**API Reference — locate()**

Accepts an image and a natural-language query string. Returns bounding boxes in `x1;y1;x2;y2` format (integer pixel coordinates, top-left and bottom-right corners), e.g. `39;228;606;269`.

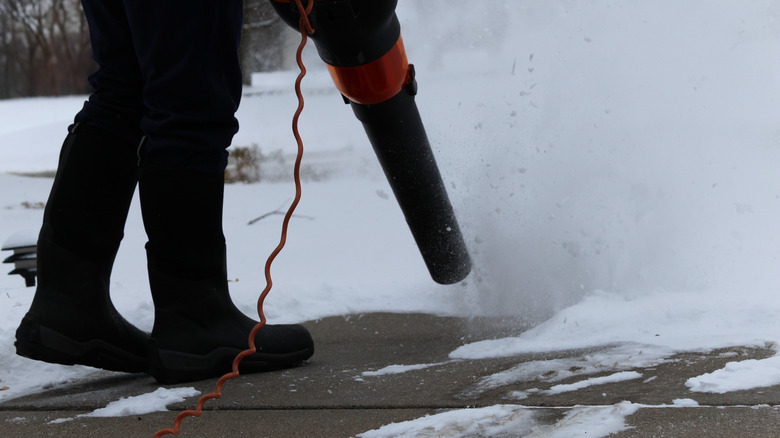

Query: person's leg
14;124;149;373
74;0;146;139
124;0;243;173
124;0;312;383
15;0;150;373
139;165;314;383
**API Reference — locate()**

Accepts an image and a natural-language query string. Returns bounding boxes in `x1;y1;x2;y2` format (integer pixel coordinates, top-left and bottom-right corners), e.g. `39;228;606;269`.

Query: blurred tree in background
0;0;291;99
0;0;92;98
240;0;296;85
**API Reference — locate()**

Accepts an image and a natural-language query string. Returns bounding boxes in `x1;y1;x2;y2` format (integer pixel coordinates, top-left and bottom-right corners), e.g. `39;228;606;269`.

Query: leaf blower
270;0;471;285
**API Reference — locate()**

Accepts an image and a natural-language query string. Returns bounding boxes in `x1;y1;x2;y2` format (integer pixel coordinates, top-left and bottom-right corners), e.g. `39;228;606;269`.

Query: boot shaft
43;123;140;261
138;164;227;282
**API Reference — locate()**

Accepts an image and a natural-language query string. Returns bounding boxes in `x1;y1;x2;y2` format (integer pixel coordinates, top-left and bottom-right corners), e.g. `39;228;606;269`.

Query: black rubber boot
15;123;150;373
139;164;314;384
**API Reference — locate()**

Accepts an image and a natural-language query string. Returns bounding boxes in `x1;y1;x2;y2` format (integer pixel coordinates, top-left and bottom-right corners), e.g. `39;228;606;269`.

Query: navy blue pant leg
78;0;244;173
76;0;145;144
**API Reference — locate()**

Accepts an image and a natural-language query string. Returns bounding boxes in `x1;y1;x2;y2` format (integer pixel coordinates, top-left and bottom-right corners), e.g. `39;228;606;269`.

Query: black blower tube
270;0;471;284
351;85;472;284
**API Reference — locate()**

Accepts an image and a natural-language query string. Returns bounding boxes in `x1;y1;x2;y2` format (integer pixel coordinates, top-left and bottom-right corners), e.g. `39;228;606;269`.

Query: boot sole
148;345;315;384
15;315;148;374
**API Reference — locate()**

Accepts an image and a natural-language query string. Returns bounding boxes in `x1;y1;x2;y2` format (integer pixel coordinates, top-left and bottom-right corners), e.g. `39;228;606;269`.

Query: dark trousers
76;0;244;173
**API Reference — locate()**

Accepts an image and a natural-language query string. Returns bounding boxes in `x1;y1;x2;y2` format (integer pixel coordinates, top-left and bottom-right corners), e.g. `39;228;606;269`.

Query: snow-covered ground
1;1;779;436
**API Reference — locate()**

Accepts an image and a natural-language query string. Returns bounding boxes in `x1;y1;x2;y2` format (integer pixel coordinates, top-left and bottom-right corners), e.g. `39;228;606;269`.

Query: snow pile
686;355;780;394
671;398;701;408
48;387;200;425
529;402;641;438
450;289;780;358
81;387;200;418
544;371;643;396
357;405;538;438
1;229;38;250
358;402;641;438
462;343;671;399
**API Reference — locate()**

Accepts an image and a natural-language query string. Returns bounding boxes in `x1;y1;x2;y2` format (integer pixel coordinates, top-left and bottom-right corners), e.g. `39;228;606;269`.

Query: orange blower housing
270;0;471;285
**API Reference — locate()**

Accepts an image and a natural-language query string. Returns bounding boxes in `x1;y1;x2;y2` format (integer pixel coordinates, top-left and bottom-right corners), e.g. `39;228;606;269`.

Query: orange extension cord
152;1;314;436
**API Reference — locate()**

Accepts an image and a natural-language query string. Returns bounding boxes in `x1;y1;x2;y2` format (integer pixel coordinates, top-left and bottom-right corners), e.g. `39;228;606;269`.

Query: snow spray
271;0;472;284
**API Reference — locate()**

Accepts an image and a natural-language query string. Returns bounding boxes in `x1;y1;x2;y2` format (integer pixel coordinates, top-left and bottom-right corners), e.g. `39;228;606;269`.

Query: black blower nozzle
270;0;471;284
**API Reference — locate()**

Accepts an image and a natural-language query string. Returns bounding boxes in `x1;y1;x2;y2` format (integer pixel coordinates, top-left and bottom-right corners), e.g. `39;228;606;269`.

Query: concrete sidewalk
1;313;778;437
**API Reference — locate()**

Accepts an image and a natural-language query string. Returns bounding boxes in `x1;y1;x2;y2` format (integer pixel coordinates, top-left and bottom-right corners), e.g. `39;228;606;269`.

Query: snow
362;363;448;377
528;402;642;438
672;398;701;408
48;387;200;424
1;1;780;437
465;343;670;399
544;371;643;395
448;289;780;357
357;402;642;438
81;387;200;417
1;229;37;250
685;355;780;394
357;405;538;438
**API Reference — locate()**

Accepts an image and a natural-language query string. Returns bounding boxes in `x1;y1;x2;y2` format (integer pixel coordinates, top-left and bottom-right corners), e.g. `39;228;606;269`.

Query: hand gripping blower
270;0;471;284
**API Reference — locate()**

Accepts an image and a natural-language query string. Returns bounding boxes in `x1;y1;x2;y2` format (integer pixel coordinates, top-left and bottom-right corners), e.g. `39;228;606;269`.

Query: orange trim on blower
327;36;411;106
